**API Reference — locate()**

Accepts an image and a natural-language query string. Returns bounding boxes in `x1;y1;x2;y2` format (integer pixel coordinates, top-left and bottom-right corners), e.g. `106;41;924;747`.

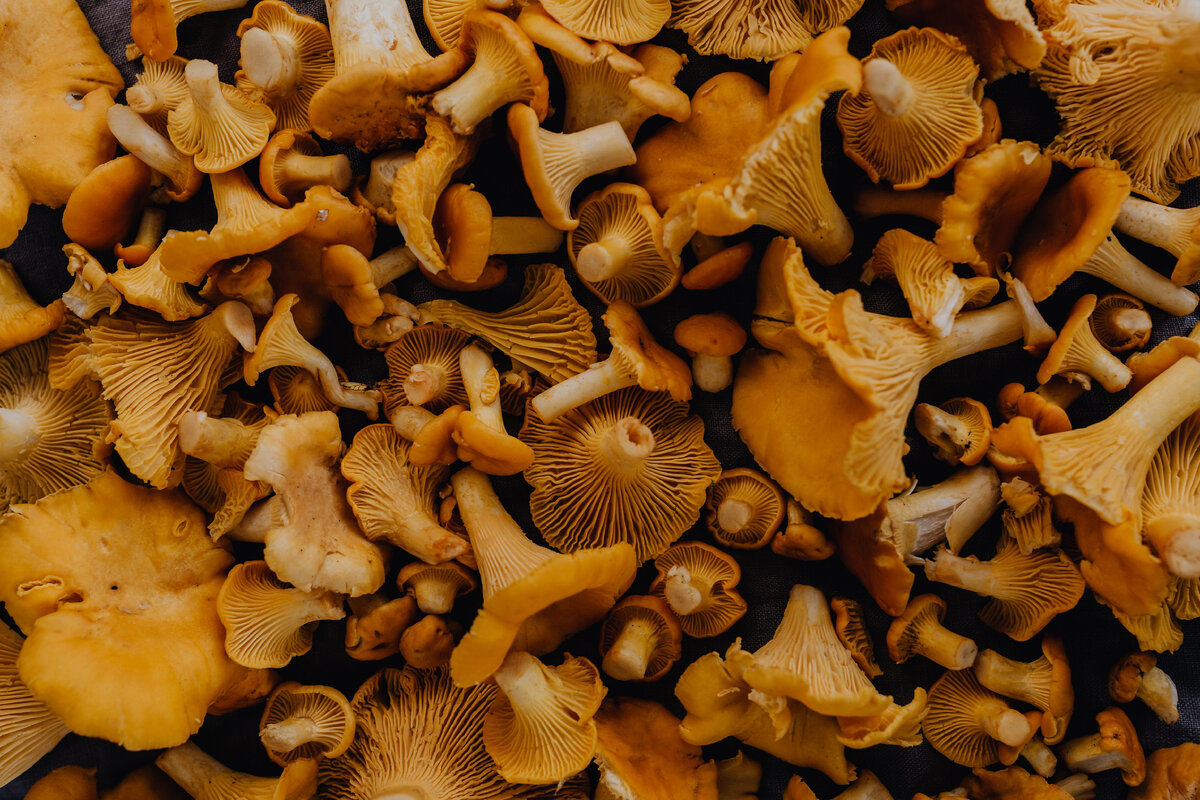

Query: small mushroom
831;596;883;679
115;207;168;267
1037;294;1132;392
61;244;122;319
108;242;210;321
269;366;337;416
482;652;606;783
396;561;477;613
887;594;978;671
126;56;190;133
1091;294;1152;353
704;468;786;550
217;560;346;669
130;0;249;61
1114;195;1200;285
914;397;994;466
530;301;691;422
259;130;351;207
0;261;65;355
838;27;984;189
673;313;748;393
999;479;1061;555
258;682;354;765
157;741;317;800
974;637;1074;745
650;542;747;638
1108;652;1179;724
1002;274;1057;356
105;104;203;203
343;594;419;661
924;536;1085;641
1059;707;1146;786
682;241;755;291
167;59;275;174
772;500;836;561
923;668;1036;768
398;614;459;669
452;343;534;475
236;0;334;132
598;595;682;682
380;325;470;419
994;378;1081;436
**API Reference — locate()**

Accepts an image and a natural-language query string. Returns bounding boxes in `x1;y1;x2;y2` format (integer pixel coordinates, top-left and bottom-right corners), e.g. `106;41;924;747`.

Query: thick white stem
107;104;192;189
599;417;655;474
184;60;226;117
325;0;428;72
1115;197;1197;256
241;27;300;96
577;237;633;282
864;58;914;117
1084;236;1198;316
530;359;638;422
259;717;318;751
0;408;40;463
370;246;419;286
459;344;504;431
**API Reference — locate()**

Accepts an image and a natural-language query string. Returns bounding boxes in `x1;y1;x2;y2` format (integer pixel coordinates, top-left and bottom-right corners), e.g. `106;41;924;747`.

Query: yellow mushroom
886;0;1045;81
999;479;1061;555
108;241;210;322
667;0;857;60
1090;294;1152;354
236;1;334;133
1141;412;1200;579
106;104;204;203
130;0;249;61
1036;294;1132;392
259;682;354;765
541;0;668;44
396;561;477;614
650;542;747;637
1114;196;1200;285
887;594;978;671
166;59;275;174
974;637;1074;745
157;741;317;800
0;262;65;356
61;244;122;320
703;468;787;551
259;131;351;207
922;668;1035;768
598;594;682;682
380;325;470;418
126;56;190;133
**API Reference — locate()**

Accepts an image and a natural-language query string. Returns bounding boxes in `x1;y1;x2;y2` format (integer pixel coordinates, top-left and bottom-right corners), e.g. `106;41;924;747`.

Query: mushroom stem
432;58;525;136
106;104;195;194
577;236;634;282
717;498;754;535
325;0;428;72
276;151;353;196
1115;196;1200;257
530;360;639;422
1021;738;1058;777
602;617;659;680
258;717;318;751
1083;236;1198;316
1054;774;1096;799
126;84;167;117
691;354;733;393
411;582;455;615
662;566;709;615
489;217;563;255
599;416;656;473
121;207;168;256
177;411;259;468
404;364;448;406
853;186;946;223
863;58;915;117
974;650;1051;708
240;27;300;96
1005;276;1057;354
1059;732;1130;774
0;408;39;463
915;620;978;670
1143;514;1200;578
978;704;1033;748
459;343;504;432
183;59;229;117
931;300;1024;365
370;246;420;286
391;405;436;440
491;651;547;709
156;742;229;797
892;465;1001;557
1135;665;1180;723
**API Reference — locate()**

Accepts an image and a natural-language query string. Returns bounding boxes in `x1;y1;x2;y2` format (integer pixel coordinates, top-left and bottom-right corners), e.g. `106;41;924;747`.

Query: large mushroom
0;624;70;789
521;387;719;562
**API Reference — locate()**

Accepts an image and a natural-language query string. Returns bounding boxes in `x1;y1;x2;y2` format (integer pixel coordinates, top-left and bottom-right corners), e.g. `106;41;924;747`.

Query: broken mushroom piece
259;682;354;766
421;264;597;383
1091;294;1152;354
704;468;786;550
157;741;317;800
508;104;636;231
650;542;747;638
398;614;459;669
0;471;241;750
925;535;1085;641
0;624;71;789
1000;480;1061;555
482;652;606;784
396;561;477;614
914;397;994;466
773;500;836;561
673;313;747;393
530;301;691;423
568;182;681;307
831;596;884;679
923;668;1035;768
974;637;1074;745
236;1;335;133
521;387;720;562
448;467;636;686
452;343;534;476
1059;707;1146;787
887;594;978;672
736;584;892;717
0;261;65;355
838;27;984;189
862;230;998;339
167;59;275;174
1037;294;1132;393
1109;652;1180;726
594;697;720;800
1115;196;1200;285
216;560;346;670
62;244;122;319
598;595;682;682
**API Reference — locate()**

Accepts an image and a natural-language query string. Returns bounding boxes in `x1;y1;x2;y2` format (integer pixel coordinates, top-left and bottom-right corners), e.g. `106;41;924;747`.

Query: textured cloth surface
3;0;1200;798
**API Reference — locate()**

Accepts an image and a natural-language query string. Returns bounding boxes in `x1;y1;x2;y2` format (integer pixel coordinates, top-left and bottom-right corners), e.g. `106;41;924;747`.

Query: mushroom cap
167;59;276;174
836;690;928;749
961;767;1074;800
542;0;669;45
738;584;892;717
832;503;915;618
319;666;556;800
23;765;97;800
1091;293;1152;353
838;27;984;189
102;765;190;800
703;468;786;550
259;129;349;207
216;560;346;669
420;264;597;383
269;366;337;415
0;261;66;355
343;595;419;662
604;301;693;401
396;561;478;613
61;155;154;252
568;183;680;307
108;243;210;322
0;336;111;514
1167;575;1200;621
923;668;1030;767
914;396;994;466
649;542;747;637
0;470;240;750
1036;293;1131;392
667;0;826;61
1011;167;1131;301
887;0;1045;81
598;594;682;682
235;0;335;133
0;624;70;789
674;313;748;358
259;681;354;765
974;636;1073;744
936;139;1052;277
520;387;720;562
1108;652;1157;704
1129;743;1200;800
432;183;494;285
886;594;947;662
482;651;606;784
0;0;121;248
593;697;719;800
1126;336;1200;395
244;412;388;597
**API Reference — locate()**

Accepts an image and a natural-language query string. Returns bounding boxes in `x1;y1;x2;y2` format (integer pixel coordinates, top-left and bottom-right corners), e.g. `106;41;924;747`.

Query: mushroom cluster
3;0;1200;797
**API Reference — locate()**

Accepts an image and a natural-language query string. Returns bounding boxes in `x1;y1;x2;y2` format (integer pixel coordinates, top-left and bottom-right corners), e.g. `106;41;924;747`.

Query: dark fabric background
3;1;1199;798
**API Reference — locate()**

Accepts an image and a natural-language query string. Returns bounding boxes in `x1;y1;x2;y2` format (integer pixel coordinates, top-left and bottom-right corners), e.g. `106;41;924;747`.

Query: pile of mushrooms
3;0;1200;797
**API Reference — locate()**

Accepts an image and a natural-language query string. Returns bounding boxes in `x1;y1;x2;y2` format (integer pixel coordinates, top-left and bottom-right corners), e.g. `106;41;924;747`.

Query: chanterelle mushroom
1128;743;1200;800
0;262;65;356
157;740;317;800
974;637;1073;745
242;412;387;597
1108;652;1180;724
258;682;354;766
1060;707;1146;786
593;697;720;800
667;0;860;60
650;542;747;637
0;0;122;248
0;624;70;789
923;668;1035;768
0;471;241;750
